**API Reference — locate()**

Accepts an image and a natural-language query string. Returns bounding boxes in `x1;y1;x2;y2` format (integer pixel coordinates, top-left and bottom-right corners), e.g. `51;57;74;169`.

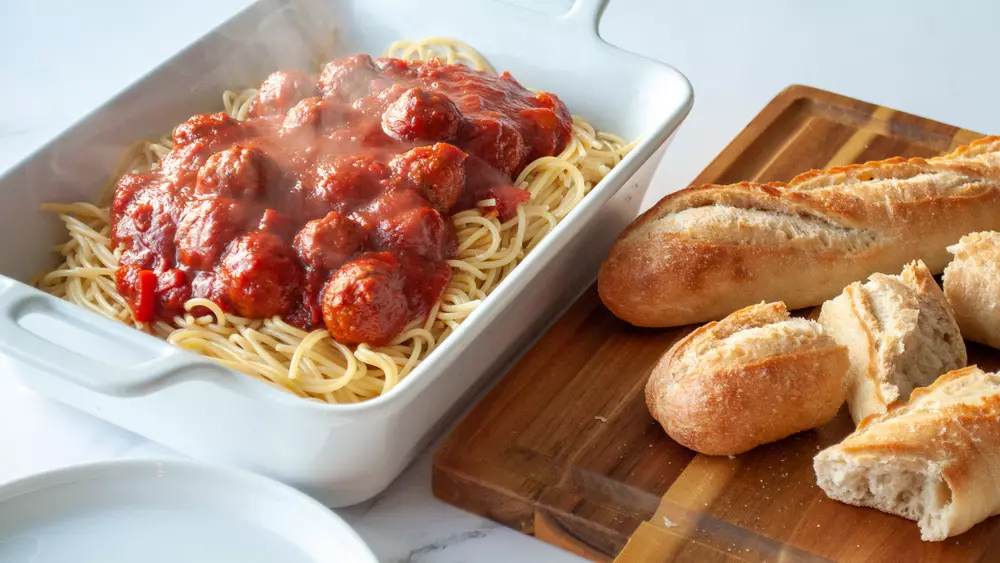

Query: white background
1;1;997;561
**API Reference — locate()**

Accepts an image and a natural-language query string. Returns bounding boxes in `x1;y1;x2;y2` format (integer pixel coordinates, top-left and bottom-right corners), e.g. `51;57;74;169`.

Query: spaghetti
38;39;633;404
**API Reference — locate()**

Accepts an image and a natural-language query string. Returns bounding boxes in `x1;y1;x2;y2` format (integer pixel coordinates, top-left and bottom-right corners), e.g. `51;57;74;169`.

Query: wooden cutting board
432;85;998;562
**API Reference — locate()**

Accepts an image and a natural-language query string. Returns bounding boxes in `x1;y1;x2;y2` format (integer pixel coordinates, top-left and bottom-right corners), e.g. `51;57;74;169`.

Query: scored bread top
636;135;1000;240
667;301;838;379
652;205;880;252
834;366;1000;465
646;301;848;456
599;135;1000;328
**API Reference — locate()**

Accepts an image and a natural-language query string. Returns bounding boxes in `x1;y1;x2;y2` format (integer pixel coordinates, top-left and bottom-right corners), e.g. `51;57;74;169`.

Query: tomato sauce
110;55;573;345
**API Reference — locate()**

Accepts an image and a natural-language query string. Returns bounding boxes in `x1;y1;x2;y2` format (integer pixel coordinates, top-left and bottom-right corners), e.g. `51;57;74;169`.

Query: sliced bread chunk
814;366;1000;541
818;260;966;424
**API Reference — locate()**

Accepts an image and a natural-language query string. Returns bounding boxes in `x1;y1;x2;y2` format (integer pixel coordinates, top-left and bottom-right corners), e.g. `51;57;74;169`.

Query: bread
818;260;967;425
599;136;1000;328
645;301;848;456
814;366;1000;541
943;231;1000;348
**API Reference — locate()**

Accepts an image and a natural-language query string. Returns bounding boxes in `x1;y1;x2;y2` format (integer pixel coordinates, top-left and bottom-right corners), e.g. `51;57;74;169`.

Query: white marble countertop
2;0;999;561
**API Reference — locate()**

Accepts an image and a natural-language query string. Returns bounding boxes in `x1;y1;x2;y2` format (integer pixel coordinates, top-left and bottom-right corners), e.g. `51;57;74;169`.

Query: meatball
372;57;412;77
172;112;240;149
158;140;215;189
190;270;228;306
352;83;407;120
519;107;571;160
318;54;379;101
521;91;573;159
112;188;179;269
110;172;153;231
374;200;453;261
309;155;389;214
175;197;248;269
457;115;526;176
389;143;467;213
294;211;365;270
195;145;269;200
248;70;317;118
279;97;351;137
321;253;408;345
218;232;302;318
352;188;426;232
381;87;462;142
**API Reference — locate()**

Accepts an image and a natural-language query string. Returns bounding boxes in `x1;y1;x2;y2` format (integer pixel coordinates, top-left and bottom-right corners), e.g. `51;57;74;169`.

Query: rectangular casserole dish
0;0;691;505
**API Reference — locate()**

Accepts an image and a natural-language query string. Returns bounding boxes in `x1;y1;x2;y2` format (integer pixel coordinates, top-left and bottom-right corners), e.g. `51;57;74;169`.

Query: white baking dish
0;0;691;505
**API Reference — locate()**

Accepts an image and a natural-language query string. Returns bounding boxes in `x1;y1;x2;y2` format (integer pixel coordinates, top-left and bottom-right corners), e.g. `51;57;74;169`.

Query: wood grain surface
432;85;994;562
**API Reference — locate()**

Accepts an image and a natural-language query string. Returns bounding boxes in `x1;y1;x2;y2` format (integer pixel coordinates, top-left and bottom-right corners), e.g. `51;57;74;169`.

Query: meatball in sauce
110;55;573;342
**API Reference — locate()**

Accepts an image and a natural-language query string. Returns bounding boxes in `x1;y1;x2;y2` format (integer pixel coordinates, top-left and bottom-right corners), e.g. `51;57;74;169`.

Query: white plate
0;459;376;563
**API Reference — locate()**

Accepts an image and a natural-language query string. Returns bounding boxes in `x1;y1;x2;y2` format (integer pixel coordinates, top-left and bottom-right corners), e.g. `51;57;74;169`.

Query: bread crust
600;136;1000;327
943;231;1000;349
814;366;1000;541
645;301;848;456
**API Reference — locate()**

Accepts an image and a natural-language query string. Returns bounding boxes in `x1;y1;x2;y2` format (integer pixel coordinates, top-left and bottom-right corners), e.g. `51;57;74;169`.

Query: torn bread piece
818;260;966;425
943;231;1000;349
814;366;1000;541
645;301;848;456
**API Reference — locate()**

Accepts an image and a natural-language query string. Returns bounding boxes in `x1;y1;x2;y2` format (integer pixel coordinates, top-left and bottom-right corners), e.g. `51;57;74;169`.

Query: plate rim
0;457;378;562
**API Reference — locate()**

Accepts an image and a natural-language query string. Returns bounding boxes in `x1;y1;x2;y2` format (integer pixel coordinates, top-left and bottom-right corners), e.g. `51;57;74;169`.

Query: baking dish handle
559;0;610;38
0;279;228;397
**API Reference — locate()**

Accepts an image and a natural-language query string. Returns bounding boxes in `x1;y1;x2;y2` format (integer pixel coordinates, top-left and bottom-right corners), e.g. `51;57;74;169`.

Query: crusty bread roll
818;260;967;425
814;366;1000;542
599;136;1000;328
645;301;848;456
943;231;1000;349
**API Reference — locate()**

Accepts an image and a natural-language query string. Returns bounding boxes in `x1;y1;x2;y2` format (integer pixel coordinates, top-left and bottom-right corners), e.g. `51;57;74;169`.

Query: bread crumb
595;415;608;422
662;516;678;528
728;454;736;459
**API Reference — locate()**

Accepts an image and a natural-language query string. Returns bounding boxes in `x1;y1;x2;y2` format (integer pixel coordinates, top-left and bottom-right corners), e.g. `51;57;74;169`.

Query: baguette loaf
814;366;1000;541
943;231;1000;349
818;260;966;424
646;301;848;456
599;136;1000;328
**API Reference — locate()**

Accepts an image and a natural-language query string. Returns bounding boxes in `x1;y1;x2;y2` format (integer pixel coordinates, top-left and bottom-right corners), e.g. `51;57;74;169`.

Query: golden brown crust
600;136;1000;328
645;302;848;456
